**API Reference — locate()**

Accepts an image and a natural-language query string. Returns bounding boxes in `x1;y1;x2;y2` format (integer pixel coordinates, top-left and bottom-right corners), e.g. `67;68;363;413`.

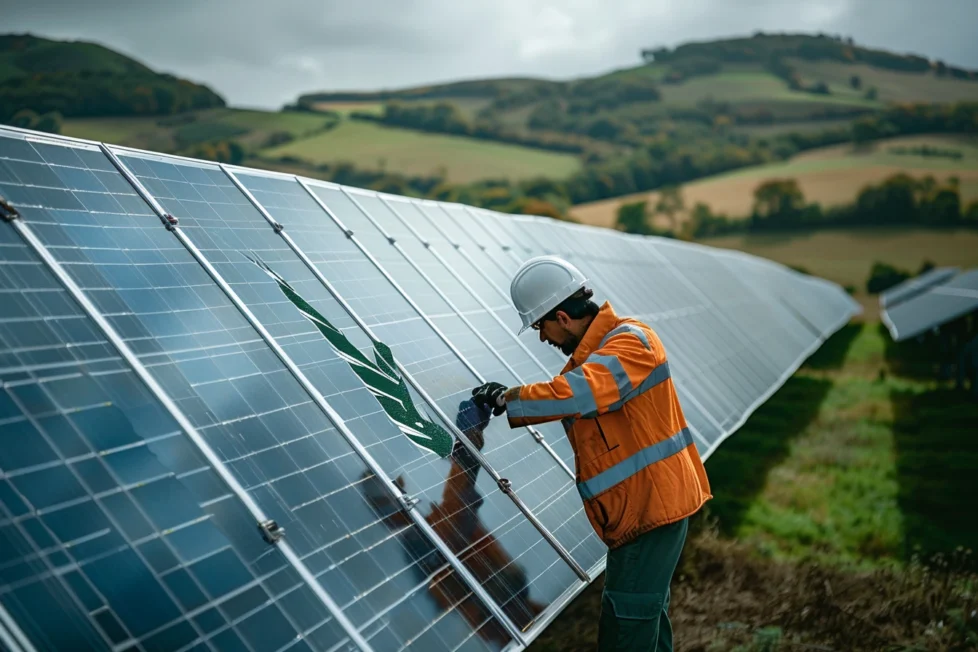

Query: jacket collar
564;302;619;372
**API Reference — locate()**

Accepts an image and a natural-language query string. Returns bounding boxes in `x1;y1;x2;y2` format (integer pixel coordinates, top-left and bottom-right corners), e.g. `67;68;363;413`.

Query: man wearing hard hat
471;255;712;652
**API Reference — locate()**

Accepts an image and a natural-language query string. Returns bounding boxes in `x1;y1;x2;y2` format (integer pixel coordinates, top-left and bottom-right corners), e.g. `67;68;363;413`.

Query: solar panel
0;136;357;652
882;269;978;341
879;266;960;308
0;125;859;652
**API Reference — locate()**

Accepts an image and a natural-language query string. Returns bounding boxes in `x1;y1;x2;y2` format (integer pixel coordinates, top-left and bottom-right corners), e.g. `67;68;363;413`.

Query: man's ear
555;310;571;327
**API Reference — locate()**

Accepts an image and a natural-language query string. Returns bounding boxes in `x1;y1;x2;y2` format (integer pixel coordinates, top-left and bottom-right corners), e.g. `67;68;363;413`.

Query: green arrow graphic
246;255;455;458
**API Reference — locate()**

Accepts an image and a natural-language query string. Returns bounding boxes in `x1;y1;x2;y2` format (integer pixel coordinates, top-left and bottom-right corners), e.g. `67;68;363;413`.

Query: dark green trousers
598;518;688;652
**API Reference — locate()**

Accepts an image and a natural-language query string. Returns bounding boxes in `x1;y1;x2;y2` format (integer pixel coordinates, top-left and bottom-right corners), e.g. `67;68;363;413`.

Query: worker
471;255;712;652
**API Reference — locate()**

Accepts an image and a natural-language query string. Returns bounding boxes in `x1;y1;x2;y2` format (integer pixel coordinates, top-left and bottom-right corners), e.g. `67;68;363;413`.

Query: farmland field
701;226;978;317
263;118;582;182
570;134;978;228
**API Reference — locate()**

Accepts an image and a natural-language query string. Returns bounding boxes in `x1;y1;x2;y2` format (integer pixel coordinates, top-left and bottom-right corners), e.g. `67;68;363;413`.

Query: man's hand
471;381;508;416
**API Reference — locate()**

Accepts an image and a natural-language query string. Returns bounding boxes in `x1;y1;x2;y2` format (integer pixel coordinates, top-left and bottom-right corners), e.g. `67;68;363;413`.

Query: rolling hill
7;31;978;216
0;33;225;121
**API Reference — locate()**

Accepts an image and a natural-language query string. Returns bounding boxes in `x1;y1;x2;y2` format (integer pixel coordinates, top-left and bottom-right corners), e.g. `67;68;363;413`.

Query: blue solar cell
0;143;347;651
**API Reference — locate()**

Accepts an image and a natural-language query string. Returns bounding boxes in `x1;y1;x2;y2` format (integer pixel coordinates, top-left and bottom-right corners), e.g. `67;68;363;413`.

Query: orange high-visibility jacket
507;302;712;548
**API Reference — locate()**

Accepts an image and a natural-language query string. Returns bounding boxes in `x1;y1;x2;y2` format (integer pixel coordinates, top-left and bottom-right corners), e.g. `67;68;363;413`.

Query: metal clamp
398;494;421;511
0;196;20;221
258;519;285;544
272;221;284;233
496;477;513;495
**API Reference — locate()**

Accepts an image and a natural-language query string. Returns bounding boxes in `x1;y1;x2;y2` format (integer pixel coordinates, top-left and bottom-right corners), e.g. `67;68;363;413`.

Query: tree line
1;71;225;123
615;173;978;241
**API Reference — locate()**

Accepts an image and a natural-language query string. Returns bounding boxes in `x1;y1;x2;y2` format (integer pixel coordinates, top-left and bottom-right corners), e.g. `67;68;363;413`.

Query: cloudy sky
4;0;977;110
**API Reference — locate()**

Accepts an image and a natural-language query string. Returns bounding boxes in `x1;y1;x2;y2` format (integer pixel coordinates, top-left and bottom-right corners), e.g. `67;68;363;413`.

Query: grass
529;319;978;651
788;57;978;104
263;118;583;183
569;134;978;229
63;108;337;152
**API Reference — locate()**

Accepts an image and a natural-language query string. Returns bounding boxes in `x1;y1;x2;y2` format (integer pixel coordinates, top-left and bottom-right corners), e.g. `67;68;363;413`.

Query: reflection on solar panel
879;267;960;309
882;269;978;341
0;126;858;651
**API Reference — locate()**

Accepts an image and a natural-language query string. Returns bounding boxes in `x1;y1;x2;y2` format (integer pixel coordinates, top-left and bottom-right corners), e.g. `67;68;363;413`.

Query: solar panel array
879;266;960;309
0;126;859;652
882;268;978;341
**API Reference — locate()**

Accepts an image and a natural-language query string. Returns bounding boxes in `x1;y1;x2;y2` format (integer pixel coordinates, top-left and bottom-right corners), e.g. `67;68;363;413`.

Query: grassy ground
569;134;978;229
63;108;335;152
787;58;978;104
263;118;582;183
529;320;978;651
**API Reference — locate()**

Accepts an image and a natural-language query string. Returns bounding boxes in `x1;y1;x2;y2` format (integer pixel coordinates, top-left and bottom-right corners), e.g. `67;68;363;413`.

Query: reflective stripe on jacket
507;302;712;548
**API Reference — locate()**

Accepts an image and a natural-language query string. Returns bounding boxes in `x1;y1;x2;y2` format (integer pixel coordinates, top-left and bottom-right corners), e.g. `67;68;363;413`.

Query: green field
657;66;883;109
263;118;582;183
63;108;336;151
570;134;978;228
788;57;978;104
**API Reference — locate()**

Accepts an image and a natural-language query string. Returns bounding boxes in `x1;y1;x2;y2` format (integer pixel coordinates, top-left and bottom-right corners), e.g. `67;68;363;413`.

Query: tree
9;109;39;129
616;200;650;235
866;261;911;294
752;178;805;227
653;185;685;233
34;111;63;134
849;74;862;89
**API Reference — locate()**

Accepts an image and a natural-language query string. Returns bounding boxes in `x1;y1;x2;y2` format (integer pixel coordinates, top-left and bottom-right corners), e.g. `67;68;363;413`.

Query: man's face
536;312;580;357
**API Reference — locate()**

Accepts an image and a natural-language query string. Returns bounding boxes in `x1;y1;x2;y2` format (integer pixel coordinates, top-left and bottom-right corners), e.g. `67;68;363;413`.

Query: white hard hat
510;255;589;334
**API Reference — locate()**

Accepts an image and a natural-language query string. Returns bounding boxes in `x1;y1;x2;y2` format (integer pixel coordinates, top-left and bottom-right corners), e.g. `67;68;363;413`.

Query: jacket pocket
598;590;664;652
584;482;634;544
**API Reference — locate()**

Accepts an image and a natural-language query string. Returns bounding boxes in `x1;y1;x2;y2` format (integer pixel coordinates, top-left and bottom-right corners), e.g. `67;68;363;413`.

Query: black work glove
471;381;507;416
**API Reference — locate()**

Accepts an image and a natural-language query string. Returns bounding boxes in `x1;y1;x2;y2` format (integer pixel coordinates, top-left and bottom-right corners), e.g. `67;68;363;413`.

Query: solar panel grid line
435;207;567;372
99;145;376;651
642;240;787;380
377;196;574;481
392;200;557;383
221;165;535;648
2;212;353;652
0;600;35;652
461;208;525;267
424;205;525;311
297;177;591;586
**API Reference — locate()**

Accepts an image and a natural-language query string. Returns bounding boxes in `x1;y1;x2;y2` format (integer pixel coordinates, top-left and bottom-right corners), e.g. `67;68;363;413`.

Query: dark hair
541;287;599;323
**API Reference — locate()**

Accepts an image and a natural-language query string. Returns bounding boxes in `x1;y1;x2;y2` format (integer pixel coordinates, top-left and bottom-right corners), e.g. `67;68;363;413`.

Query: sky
4;0;977;110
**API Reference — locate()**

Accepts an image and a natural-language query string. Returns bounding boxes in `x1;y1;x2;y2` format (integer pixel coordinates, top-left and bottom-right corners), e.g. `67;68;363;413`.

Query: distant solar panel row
0;126;858;652
882;268;978;341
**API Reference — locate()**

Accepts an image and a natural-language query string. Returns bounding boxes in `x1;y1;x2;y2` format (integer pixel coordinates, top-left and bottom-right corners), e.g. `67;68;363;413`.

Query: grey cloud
2;0;977;109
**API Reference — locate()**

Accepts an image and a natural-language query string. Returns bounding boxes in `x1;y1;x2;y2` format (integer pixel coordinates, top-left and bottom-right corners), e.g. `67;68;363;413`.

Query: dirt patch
528;525;978;651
